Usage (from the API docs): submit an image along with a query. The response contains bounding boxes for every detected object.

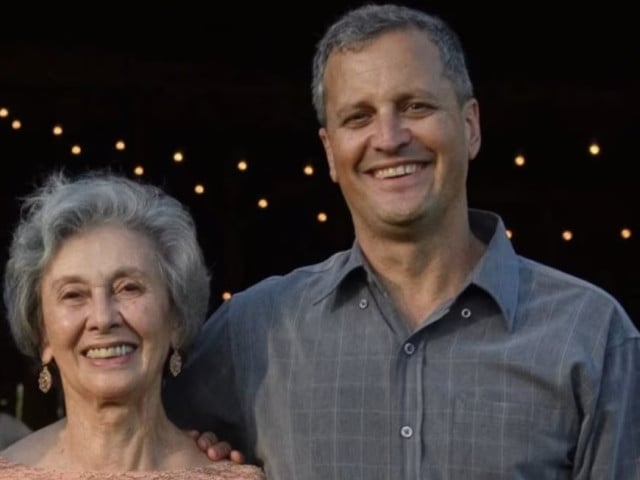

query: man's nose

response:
[371,112,411,153]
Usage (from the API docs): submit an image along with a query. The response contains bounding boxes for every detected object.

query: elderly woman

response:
[0,171,264,479]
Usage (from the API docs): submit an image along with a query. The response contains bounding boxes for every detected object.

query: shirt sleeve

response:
[573,308,640,479]
[162,299,249,451]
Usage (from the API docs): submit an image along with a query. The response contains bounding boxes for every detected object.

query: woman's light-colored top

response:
[0,456,265,479]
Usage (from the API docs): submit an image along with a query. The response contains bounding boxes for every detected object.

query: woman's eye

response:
[62,291,81,299]
[118,282,143,294]
[60,290,85,303]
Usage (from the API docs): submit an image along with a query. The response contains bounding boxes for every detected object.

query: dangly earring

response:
[38,363,52,393]
[169,349,182,377]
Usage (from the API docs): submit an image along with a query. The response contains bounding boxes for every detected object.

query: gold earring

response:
[38,364,52,393]
[169,349,182,377]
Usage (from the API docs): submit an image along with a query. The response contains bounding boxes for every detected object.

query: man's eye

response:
[406,102,430,112]
[343,112,369,127]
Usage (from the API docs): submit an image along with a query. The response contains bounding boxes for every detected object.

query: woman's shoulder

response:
[1,420,62,466]
[163,461,265,479]
[0,457,265,480]
[0,413,31,449]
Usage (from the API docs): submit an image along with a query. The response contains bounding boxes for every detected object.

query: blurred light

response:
[304,164,314,175]
[505,229,513,239]
[71,145,81,155]
[173,151,184,163]
[514,155,526,167]
[194,184,205,194]
[115,140,126,151]
[317,212,328,222]
[0,107,9,117]
[237,160,248,171]
[133,165,144,176]
[258,198,268,209]
[562,230,573,242]
[52,125,63,136]
[222,291,232,301]
[588,142,600,156]
[11,120,21,130]
[621,228,632,240]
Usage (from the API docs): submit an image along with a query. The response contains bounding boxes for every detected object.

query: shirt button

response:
[359,298,368,309]
[400,426,413,438]
[461,308,472,318]
[403,342,415,355]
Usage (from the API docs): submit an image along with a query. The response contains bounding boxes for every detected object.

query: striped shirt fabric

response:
[164,209,640,480]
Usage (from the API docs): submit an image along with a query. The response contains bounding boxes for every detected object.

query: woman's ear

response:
[41,333,53,365]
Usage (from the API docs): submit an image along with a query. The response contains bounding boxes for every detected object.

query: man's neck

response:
[358,221,486,330]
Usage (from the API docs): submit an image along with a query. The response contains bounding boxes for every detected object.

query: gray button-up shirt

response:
[164,209,640,479]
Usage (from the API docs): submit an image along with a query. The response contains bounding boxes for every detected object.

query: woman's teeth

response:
[86,345,134,359]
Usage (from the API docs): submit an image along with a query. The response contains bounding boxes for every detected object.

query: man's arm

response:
[573,310,640,478]
[163,300,251,461]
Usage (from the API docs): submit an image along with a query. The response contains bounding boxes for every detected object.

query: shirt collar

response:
[467,209,520,332]
[311,242,367,304]
[312,209,521,332]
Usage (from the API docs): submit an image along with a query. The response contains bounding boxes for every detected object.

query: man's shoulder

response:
[518,256,634,328]
[235,249,353,300]
[520,256,616,298]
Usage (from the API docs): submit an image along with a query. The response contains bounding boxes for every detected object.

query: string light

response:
[1,99,634,247]
[222,291,232,301]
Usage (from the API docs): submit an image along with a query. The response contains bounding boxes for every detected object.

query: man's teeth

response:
[86,345,134,359]
[373,163,419,179]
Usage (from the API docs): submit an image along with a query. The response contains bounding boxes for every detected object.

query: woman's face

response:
[39,224,176,405]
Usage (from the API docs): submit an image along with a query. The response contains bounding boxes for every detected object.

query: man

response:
[164,4,640,479]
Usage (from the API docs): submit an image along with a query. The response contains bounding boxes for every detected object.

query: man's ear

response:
[319,128,338,183]
[463,98,481,161]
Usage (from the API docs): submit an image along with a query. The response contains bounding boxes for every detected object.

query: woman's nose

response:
[86,290,121,331]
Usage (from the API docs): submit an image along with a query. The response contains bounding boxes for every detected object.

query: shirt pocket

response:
[450,397,577,477]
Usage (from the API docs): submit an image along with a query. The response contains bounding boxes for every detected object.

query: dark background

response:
[1,1,638,429]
